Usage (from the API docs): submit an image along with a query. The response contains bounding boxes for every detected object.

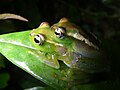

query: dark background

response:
[0,0,120,90]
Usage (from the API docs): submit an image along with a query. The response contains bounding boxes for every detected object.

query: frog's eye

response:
[54,27,66,39]
[34,34,44,45]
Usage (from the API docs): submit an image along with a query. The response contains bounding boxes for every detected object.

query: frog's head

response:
[51,18,100,50]
[30,22,56,53]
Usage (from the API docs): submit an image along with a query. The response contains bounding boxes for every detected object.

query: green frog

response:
[29,18,101,69]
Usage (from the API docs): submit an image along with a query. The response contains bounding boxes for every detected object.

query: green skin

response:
[29,18,100,69]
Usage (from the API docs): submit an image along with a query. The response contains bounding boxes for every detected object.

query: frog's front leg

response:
[36,51,60,69]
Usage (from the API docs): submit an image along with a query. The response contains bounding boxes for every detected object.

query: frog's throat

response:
[46,40,63,47]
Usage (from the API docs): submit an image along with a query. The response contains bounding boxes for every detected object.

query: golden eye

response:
[34,34,44,45]
[54,27,66,39]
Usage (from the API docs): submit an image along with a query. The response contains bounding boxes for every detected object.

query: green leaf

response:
[0,31,69,89]
[0,30,101,89]
[0,31,119,89]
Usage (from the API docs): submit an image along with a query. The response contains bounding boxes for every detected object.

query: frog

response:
[29,18,101,69]
[51,18,100,50]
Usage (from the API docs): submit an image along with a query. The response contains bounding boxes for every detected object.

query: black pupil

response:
[34,35,41,43]
[54,27,66,38]
[55,32,60,35]
[34,38,39,43]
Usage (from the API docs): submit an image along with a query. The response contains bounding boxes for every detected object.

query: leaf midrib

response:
[0,40,36,50]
